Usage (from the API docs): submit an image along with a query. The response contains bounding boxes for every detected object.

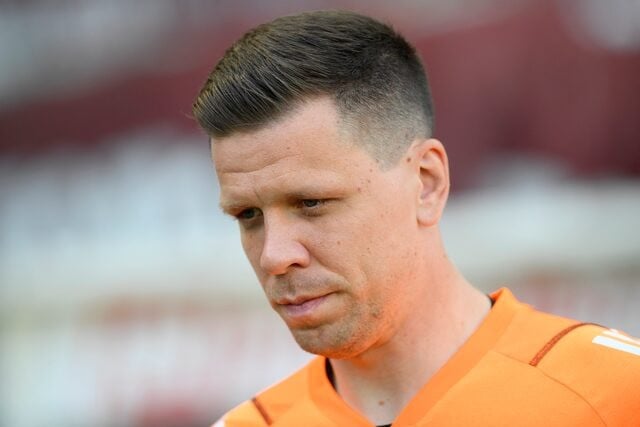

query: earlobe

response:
[414,139,450,227]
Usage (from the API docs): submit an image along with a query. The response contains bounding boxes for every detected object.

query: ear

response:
[411,139,450,227]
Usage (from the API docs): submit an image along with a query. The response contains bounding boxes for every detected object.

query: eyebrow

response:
[219,201,249,215]
[218,186,343,215]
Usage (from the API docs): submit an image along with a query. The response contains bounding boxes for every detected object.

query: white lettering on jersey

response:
[592,329,640,357]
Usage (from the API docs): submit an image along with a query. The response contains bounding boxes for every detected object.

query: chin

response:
[291,328,365,359]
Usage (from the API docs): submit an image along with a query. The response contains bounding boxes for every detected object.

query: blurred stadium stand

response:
[1,1,639,426]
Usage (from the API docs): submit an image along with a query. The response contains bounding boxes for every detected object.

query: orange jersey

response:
[213,288,640,426]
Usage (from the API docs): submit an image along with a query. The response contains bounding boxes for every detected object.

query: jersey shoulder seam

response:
[494,349,607,426]
[529,322,602,366]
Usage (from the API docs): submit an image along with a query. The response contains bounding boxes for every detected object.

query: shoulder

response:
[210,399,266,427]
[496,296,640,425]
[534,324,640,424]
[211,357,322,427]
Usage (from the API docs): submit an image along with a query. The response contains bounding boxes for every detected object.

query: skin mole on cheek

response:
[406,156,411,163]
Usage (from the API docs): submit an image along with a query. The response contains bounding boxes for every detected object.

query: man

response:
[193,10,640,426]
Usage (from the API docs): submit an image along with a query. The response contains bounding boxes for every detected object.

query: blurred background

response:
[1,0,639,426]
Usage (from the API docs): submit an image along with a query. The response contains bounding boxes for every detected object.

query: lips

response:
[276,293,334,323]
[276,294,327,306]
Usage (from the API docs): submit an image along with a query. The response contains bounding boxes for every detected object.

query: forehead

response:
[212,97,381,207]
[213,98,352,169]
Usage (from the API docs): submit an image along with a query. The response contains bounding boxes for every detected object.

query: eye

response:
[301,199,321,208]
[236,208,262,221]
[298,199,329,217]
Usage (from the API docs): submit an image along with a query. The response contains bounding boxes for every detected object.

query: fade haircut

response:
[193,10,434,165]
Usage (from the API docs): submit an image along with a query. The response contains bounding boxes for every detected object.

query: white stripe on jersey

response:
[593,335,640,356]
[602,329,640,345]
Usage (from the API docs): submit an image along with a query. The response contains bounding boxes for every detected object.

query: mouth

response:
[276,293,334,324]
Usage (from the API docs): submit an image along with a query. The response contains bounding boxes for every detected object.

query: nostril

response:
[260,235,310,276]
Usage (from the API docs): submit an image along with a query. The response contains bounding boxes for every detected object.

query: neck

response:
[328,267,491,425]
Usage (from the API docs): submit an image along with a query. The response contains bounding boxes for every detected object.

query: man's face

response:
[213,97,425,358]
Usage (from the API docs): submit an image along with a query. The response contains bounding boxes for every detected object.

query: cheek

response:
[311,213,388,283]
[351,199,417,282]
[240,231,266,276]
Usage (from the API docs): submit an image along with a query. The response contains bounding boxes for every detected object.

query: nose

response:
[259,216,310,276]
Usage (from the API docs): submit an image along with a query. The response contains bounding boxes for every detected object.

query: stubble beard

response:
[285,299,386,359]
